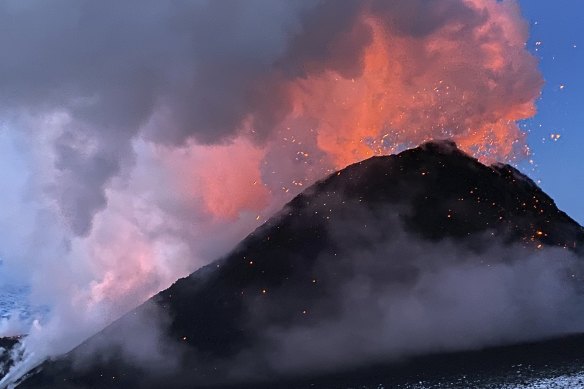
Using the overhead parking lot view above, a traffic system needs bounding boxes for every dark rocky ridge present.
[0,337,22,379]
[15,140,584,388]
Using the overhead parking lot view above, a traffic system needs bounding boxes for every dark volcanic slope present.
[1,337,21,379]
[18,141,584,388]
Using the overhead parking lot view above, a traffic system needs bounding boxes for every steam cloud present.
[0,0,544,385]
[233,206,584,380]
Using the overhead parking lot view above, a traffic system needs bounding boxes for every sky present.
[519,0,584,224]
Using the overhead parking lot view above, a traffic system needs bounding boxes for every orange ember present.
[289,1,541,168]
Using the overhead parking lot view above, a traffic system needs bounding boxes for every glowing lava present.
[172,0,542,220]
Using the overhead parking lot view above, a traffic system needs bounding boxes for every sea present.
[0,284,48,334]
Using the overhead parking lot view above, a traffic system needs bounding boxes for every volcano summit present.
[9,141,584,388]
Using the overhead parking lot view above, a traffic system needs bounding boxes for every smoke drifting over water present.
[0,0,544,384]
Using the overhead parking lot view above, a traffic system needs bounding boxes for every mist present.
[223,203,584,382]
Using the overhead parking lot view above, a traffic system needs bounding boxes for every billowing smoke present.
[0,0,543,384]
[228,206,584,380]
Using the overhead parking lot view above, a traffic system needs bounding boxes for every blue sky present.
[519,1,584,224]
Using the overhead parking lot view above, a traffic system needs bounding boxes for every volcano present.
[11,141,584,388]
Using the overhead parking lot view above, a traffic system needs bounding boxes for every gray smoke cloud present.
[69,300,185,375]
[0,0,313,234]
[0,0,541,235]
[224,203,584,382]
